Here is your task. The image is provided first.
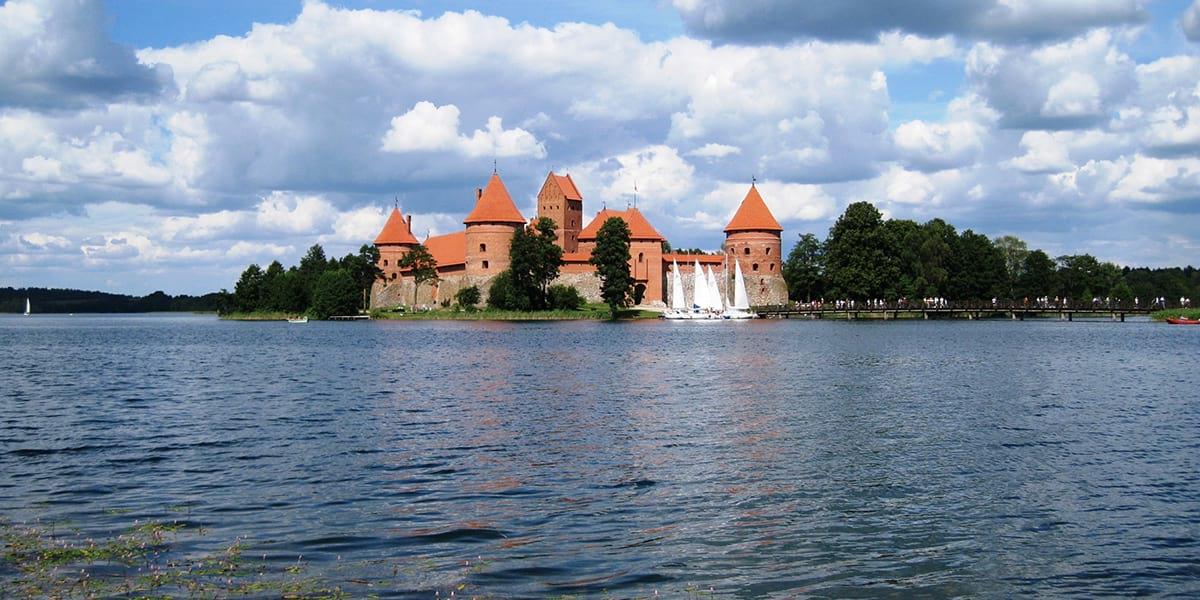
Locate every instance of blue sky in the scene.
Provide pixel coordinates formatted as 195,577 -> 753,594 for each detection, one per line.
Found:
3,0 -> 1200,294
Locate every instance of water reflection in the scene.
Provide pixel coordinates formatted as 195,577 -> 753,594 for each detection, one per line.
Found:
0,315 -> 1197,597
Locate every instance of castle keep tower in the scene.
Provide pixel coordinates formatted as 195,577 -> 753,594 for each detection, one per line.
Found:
464,173 -> 526,277
374,207 -> 418,282
723,184 -> 787,305
536,172 -> 583,252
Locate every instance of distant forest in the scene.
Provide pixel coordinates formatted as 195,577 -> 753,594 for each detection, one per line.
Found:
0,288 -> 221,314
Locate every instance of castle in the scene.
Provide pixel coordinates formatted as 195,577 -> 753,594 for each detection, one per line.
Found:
370,172 -> 788,309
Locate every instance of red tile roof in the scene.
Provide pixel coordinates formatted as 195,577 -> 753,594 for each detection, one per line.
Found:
562,251 -> 591,263
724,184 -> 783,233
552,173 -> 582,201
578,207 -> 664,241
424,230 -> 466,267
664,253 -> 724,264
464,173 -> 526,225
374,207 -> 419,245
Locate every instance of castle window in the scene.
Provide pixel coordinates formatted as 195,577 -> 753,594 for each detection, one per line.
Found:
752,263 -> 759,271
638,252 -> 644,263
391,272 -> 397,280
480,243 -> 487,252
766,248 -> 771,255
744,247 -> 750,255
383,259 -> 388,266
770,263 -> 775,271
483,260 -> 489,270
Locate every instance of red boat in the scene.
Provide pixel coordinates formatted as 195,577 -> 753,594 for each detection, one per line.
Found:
1166,317 -> 1200,325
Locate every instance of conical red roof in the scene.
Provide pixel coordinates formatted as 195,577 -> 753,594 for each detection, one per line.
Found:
374,207 -> 419,245
464,173 -> 526,225
724,184 -> 783,233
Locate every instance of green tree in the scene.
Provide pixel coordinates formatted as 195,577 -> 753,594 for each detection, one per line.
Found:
953,230 -> 1007,301
397,244 -> 439,307
883,218 -> 921,299
486,271 -> 525,310
1056,254 -> 1106,299
310,270 -> 360,319
993,235 -> 1029,297
509,217 -> 564,309
297,244 -> 328,302
547,284 -> 585,310
261,260 -> 285,310
589,216 -> 633,318
1017,250 -> 1057,299
824,202 -> 898,299
341,244 -> 383,310
782,233 -> 825,302
915,218 -> 956,297
268,269 -> 307,312
233,264 -> 265,312
455,285 -> 481,309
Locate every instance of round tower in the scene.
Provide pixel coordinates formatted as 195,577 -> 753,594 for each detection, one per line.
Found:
374,207 -> 419,283
723,183 -> 787,305
464,173 -> 526,277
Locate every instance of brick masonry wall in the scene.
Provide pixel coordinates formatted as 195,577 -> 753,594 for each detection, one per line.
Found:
372,269 -> 672,309
465,223 -> 521,277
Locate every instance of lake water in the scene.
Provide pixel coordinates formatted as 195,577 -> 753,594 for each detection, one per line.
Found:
2,314 -> 1198,597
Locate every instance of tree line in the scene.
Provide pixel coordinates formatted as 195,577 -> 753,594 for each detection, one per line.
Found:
227,244 -> 381,318
783,201 -> 1200,306
1,287 -> 221,313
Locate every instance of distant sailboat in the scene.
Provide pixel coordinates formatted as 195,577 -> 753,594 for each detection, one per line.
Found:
722,260 -> 754,319
704,267 -> 718,312
24,297 -> 31,316
663,260 -> 692,320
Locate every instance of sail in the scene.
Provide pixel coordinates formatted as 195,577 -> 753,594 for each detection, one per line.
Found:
25,298 -> 31,315
691,260 -> 705,309
705,267 -> 722,311
732,260 -> 750,310
670,261 -> 686,310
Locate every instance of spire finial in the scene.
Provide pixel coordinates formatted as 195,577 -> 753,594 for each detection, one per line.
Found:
394,195 -> 399,209
493,158 -> 497,175
751,175 -> 757,186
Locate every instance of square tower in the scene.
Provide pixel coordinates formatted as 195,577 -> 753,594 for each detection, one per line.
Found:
536,172 -> 583,253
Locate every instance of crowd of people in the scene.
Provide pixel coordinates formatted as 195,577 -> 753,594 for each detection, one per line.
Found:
786,295 -> 1193,311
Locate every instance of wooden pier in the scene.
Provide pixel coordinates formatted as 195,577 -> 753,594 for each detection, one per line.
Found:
756,304 -> 1154,322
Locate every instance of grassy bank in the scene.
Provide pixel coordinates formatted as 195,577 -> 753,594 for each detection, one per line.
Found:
1151,308 -> 1200,321
219,311 -> 302,321
372,303 -> 659,321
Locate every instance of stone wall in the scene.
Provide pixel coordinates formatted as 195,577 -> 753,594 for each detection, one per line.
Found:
371,272 -> 493,309
371,269 -> 674,309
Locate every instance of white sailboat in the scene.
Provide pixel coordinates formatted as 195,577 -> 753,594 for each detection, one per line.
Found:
24,297 -> 31,316
722,260 -> 755,319
663,260 -> 692,320
691,259 -> 706,316
705,266 -> 724,312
